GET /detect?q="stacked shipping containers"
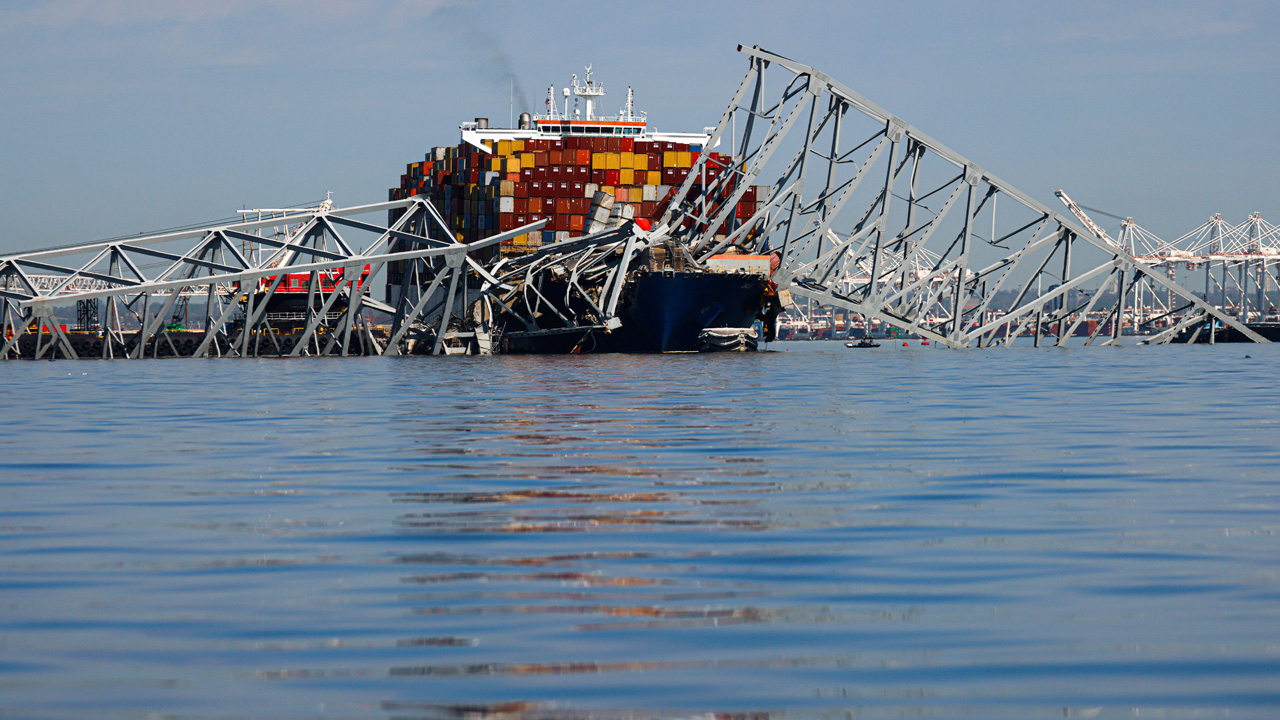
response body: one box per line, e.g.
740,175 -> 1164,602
386,135 -> 763,292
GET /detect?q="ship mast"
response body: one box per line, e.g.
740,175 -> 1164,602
571,64 -> 606,121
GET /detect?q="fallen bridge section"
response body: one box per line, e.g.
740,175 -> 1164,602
656,45 -> 1265,347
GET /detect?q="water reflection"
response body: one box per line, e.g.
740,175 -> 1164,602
379,701 -> 773,720
5,350 -> 1280,718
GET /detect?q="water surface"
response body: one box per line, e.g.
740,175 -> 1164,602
1,341 -> 1277,719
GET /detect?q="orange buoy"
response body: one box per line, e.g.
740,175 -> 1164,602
902,341 -> 909,346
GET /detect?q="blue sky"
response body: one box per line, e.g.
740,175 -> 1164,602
0,0 -> 1276,253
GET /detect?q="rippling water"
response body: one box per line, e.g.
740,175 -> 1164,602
2,342 -> 1278,719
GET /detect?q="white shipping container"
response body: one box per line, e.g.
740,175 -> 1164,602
498,197 -> 515,213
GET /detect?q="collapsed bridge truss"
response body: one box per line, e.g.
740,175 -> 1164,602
659,46 -> 1264,346
0,45 -> 1265,359
0,198 -> 543,359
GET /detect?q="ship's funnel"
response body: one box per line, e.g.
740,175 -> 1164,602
518,112 -> 531,130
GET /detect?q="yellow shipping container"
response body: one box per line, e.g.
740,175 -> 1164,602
605,153 -> 621,170
512,140 -> 525,153
514,233 -> 528,246
591,153 -> 607,170
633,154 -> 648,171
628,187 -> 642,203
489,158 -> 502,172
601,186 -> 615,196
521,152 -> 535,167
620,169 -> 634,185
505,157 -> 521,173
648,171 -> 661,185
677,151 -> 692,168
619,152 -> 634,169
497,140 -> 512,156
663,151 -> 677,167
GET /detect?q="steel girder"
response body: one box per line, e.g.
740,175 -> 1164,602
0,198 -> 543,359
658,45 -> 1265,347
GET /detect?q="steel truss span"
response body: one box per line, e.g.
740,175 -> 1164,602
0,198 -> 543,360
659,45 -> 1265,347
0,45 -> 1265,360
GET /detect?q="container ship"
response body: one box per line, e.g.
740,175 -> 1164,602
384,66 -> 781,353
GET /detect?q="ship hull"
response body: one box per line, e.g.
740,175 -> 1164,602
502,271 -> 774,354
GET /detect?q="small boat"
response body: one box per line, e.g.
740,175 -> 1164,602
845,338 -> 880,348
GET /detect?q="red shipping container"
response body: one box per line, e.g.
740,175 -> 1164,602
641,201 -> 656,218
469,169 -> 479,184
498,214 -> 515,231
742,186 -> 757,202
556,181 -> 569,197
514,198 -> 527,213
556,214 -> 570,231
530,181 -> 543,196
570,215 -> 584,232
541,197 -> 556,213
520,168 -> 533,182
549,150 -> 562,165
605,170 -> 620,186
515,182 -> 529,198
555,198 -> 571,214
591,137 -> 606,152
575,149 -> 590,165
532,167 -> 547,182
572,181 -> 585,198
549,165 -> 562,180
620,137 -> 634,152
737,201 -> 757,218
551,139 -> 564,151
